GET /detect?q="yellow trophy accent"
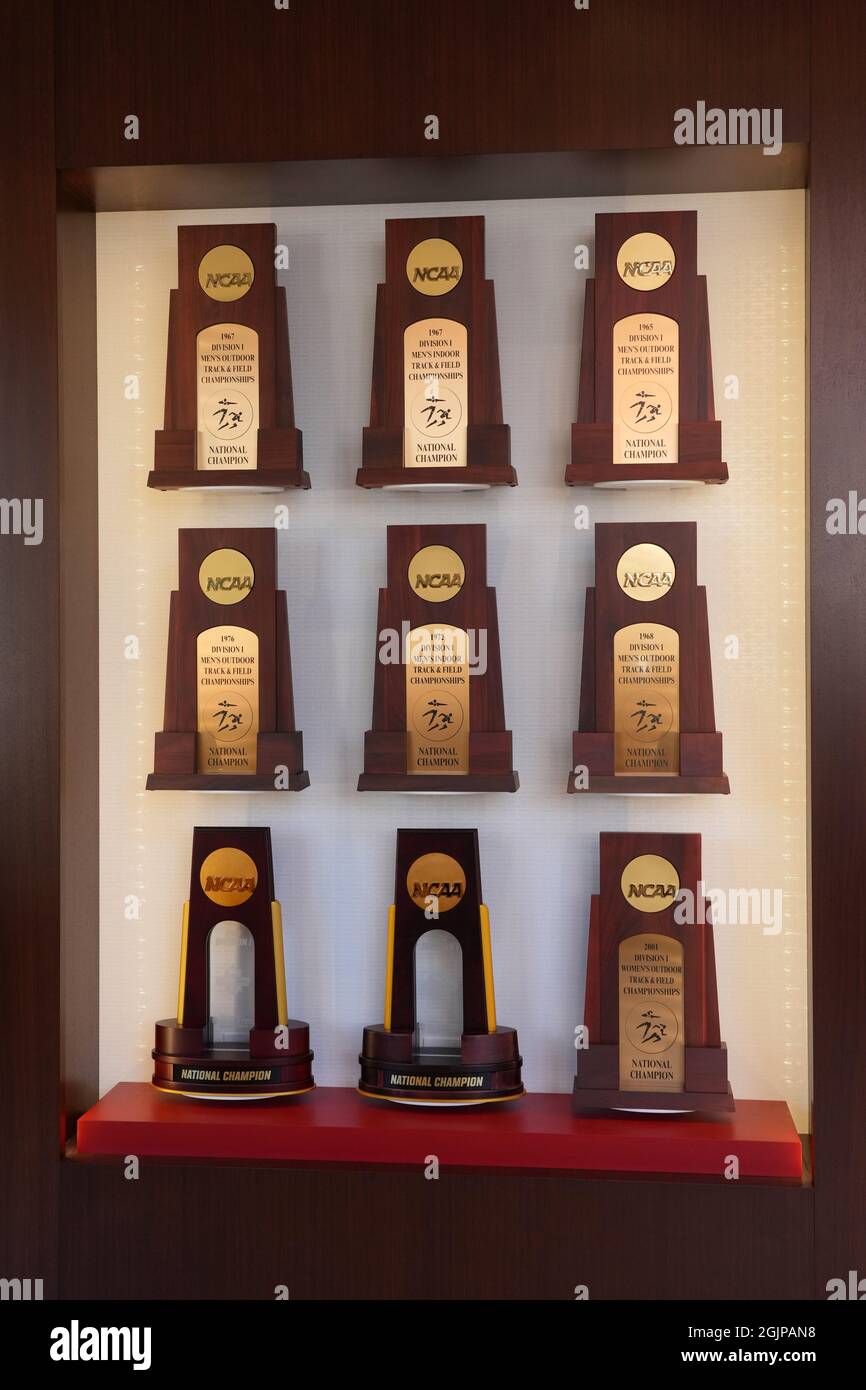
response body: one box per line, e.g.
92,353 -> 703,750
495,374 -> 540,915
271,902 -> 289,1027
479,904 -> 497,1032
383,904 -> 396,1030
176,902 -> 190,1026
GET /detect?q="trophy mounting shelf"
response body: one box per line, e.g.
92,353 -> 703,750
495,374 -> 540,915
357,462 -> 516,492
75,1084 -> 803,1182
148,469 -> 307,494
357,770 -> 519,793
376,479 -> 500,492
574,463 -> 728,490
568,773 -> 730,796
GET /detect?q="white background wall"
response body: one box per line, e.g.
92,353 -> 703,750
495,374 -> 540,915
96,190 -> 808,1128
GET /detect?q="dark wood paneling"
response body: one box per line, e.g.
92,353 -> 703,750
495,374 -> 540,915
58,193 -> 100,1130
61,146 -> 810,215
54,0 -> 809,171
61,1158 -> 812,1300
0,0 -> 60,1292
810,0 -> 866,1297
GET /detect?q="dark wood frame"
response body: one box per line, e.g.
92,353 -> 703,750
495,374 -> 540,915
2,0 -> 862,1300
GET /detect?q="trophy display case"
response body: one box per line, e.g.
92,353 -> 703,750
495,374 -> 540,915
8,0 -> 860,1310
61,178 -> 812,1295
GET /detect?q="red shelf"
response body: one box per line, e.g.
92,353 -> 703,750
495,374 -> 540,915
76,1084 -> 802,1180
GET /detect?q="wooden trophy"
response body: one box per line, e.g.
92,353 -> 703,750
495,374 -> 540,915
358,524 -> 519,792
146,528 -> 309,791
359,829 -> 523,1105
356,216 -> 516,489
568,521 -> 729,795
574,832 -> 733,1113
565,210 -> 727,487
153,826 -> 314,1099
148,222 -> 309,491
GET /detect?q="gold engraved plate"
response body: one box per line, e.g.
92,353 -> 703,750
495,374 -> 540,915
620,854 -> 680,914
619,933 -> 684,1091
403,319 -> 468,469
406,853 -> 467,913
196,324 -> 259,470
614,623 -> 680,776
196,626 -> 260,775
406,624 -> 469,775
612,313 -> 679,466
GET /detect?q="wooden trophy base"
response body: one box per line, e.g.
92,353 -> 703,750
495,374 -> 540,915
573,1081 -> 735,1114
568,731 -> 729,795
574,1042 -> 734,1115
568,773 -> 730,796
359,1025 -> 523,1105
153,1019 -> 314,1100
150,428 -> 310,491
566,424 -> 727,489
146,771 -> 310,792
359,730 -> 518,793
357,426 -> 516,490
566,266 -> 726,487
148,731 -> 309,793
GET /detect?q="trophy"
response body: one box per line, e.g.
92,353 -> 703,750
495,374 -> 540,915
148,222 -> 309,490
568,521 -> 729,794
573,832 -> 733,1112
358,523 -> 518,792
565,210 -> 727,486
153,827 -> 314,1098
359,829 -> 523,1104
356,216 -> 516,489
146,528 -> 309,791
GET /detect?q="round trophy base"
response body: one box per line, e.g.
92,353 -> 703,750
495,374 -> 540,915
153,1021 -> 314,1100
152,1054 -> 314,1100
153,1079 -> 315,1101
358,1087 -> 523,1108
358,1028 -> 524,1106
